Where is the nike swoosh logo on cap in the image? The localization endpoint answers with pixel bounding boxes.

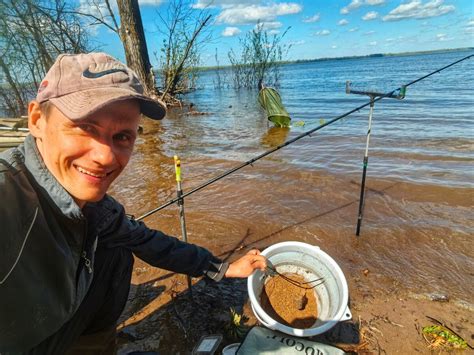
[83,68,128,79]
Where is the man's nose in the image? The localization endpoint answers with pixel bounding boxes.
[90,139,116,166]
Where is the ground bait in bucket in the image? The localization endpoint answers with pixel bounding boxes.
[260,273,318,329]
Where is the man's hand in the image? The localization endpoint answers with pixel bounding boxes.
[225,249,267,278]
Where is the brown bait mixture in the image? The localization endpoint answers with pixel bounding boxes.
[260,273,318,329]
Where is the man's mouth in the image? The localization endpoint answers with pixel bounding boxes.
[75,165,108,178]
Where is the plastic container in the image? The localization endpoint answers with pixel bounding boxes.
[247,241,351,337]
[221,343,240,355]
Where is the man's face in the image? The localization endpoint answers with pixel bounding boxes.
[31,100,141,208]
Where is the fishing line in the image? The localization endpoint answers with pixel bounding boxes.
[136,53,473,221]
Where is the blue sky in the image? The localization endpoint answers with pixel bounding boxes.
[81,0,474,66]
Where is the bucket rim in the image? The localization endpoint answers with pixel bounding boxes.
[247,241,349,337]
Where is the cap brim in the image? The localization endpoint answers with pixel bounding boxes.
[50,87,166,120]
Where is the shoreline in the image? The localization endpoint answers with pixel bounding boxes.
[193,47,474,71]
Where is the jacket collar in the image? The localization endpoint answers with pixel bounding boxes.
[21,134,84,220]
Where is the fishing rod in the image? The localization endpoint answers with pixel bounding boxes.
[136,53,473,222]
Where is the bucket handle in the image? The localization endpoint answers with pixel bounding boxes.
[340,305,352,321]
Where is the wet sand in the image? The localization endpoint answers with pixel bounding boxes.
[116,263,473,354]
[111,118,474,354]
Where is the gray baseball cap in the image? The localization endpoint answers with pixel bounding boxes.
[36,52,166,120]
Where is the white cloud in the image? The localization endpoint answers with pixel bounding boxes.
[340,0,385,14]
[79,0,109,17]
[82,0,162,8]
[216,3,302,25]
[193,0,257,9]
[257,21,282,30]
[222,26,241,37]
[79,0,164,36]
[79,0,119,34]
[349,27,359,32]
[338,19,349,26]
[192,0,209,8]
[363,11,378,20]
[366,0,385,4]
[383,0,455,21]
[139,0,163,5]
[315,29,331,36]
[341,0,363,14]
[289,40,306,46]
[435,33,454,41]
[331,45,338,49]
[303,13,320,23]
[268,29,280,35]
[364,30,375,35]
[369,41,377,45]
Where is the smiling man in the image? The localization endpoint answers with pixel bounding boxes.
[0,53,266,354]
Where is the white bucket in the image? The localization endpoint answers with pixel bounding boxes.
[248,241,351,337]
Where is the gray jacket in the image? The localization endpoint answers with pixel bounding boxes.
[0,135,228,352]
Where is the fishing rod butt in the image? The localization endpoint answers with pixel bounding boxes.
[355,217,362,236]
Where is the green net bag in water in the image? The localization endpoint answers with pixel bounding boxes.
[258,87,291,128]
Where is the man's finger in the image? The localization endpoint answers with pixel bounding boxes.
[247,249,260,256]
[250,255,266,267]
[251,259,267,271]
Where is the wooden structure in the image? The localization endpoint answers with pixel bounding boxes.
[0,118,28,149]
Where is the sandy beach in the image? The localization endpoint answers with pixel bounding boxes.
[115,258,473,354]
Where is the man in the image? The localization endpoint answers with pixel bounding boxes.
[0,52,266,353]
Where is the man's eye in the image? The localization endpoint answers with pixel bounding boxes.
[115,133,128,141]
[79,124,94,133]
[114,133,132,143]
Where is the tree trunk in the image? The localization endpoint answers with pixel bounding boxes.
[116,0,157,97]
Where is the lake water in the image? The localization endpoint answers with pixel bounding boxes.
[178,50,474,188]
[112,50,474,306]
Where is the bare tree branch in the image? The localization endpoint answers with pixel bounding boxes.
[0,0,91,116]
[157,0,213,100]
[161,14,212,99]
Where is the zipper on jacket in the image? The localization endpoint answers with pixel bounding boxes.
[81,251,93,274]
[75,218,89,283]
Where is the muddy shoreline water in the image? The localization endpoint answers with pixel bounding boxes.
[110,117,474,354]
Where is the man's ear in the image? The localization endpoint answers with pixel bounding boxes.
[28,101,46,139]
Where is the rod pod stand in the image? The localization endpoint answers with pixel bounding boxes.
[174,156,193,298]
[345,81,406,236]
